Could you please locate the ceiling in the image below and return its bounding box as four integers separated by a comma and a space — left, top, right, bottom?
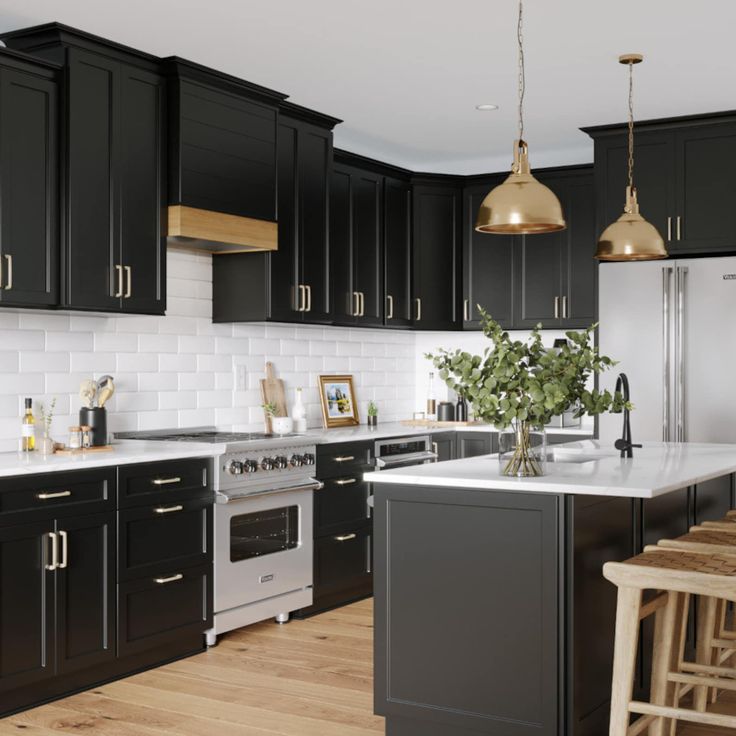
1, 0, 734, 174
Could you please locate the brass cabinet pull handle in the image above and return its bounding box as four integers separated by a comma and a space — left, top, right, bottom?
37, 490, 72, 500
415, 297, 422, 322
46, 532, 58, 571
561, 295, 568, 320
667, 216, 672, 241
360, 292, 365, 317
353, 291, 360, 317
4, 255, 11, 290
151, 477, 181, 486
154, 504, 183, 514
554, 295, 560, 319
58, 530, 68, 569
124, 266, 132, 298
334, 478, 357, 486
333, 455, 354, 462
305, 284, 312, 313
154, 573, 183, 584
114, 265, 123, 298
296, 284, 306, 312
464, 299, 470, 322
335, 533, 357, 542
386, 294, 394, 320
676, 215, 682, 241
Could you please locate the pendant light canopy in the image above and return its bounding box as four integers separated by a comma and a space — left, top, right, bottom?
596, 55, 667, 261
475, 0, 566, 235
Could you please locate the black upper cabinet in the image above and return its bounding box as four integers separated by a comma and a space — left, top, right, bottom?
585, 112, 736, 256
514, 167, 596, 330
3, 25, 166, 315
412, 179, 461, 330
165, 58, 284, 221
331, 155, 384, 326
0, 53, 59, 308
383, 176, 412, 327
462, 178, 515, 329
212, 104, 340, 324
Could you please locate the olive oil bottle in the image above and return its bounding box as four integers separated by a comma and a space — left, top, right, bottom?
21, 398, 35, 452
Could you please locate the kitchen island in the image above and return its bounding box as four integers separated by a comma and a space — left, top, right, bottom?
365, 441, 736, 736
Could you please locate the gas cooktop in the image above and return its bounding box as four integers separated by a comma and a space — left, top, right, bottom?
116, 428, 305, 445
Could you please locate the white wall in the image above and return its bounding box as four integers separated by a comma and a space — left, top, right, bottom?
0, 249, 417, 453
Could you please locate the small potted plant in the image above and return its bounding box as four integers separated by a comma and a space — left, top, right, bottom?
262, 402, 277, 434
36, 397, 57, 455
367, 401, 378, 427
427, 308, 629, 477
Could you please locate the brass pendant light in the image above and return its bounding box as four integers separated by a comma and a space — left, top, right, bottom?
475, 0, 566, 235
595, 54, 667, 261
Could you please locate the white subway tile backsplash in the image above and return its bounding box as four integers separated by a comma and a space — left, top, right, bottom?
46, 331, 93, 352
0, 330, 44, 351
95, 333, 138, 353
0, 352, 19, 373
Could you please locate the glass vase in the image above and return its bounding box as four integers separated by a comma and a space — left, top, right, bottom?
498, 421, 547, 477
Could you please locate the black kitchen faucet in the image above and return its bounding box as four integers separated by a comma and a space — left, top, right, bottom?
613, 373, 642, 458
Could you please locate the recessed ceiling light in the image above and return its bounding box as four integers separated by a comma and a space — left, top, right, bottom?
476, 104, 499, 111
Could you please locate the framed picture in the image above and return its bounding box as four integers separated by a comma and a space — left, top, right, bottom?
318, 375, 360, 428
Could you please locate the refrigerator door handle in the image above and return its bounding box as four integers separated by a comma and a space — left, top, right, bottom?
675, 266, 688, 442
662, 266, 673, 441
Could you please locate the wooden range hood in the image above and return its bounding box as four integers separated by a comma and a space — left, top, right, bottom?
167, 205, 278, 254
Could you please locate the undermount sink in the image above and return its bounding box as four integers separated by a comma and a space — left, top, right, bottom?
546, 447, 612, 465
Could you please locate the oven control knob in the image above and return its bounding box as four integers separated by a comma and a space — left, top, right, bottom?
260, 457, 275, 471
303, 453, 315, 466
290, 454, 303, 467
275, 456, 288, 470
243, 460, 258, 473
225, 460, 243, 475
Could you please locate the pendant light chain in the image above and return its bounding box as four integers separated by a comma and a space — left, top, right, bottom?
517, 0, 525, 143
627, 60, 634, 191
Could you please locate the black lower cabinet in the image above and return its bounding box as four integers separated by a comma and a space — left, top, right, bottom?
295, 440, 373, 618
431, 432, 456, 462
0, 458, 213, 718
456, 431, 495, 459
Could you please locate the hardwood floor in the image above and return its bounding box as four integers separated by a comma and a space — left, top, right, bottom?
1, 596, 734, 735
0, 599, 383, 736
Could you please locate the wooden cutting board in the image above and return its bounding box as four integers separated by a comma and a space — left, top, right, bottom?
260, 362, 287, 433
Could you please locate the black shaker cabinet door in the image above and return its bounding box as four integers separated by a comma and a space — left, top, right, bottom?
383, 176, 412, 327
674, 123, 736, 253
0, 520, 55, 693
412, 183, 460, 330
0, 67, 58, 307
330, 164, 354, 323
462, 180, 515, 329
55, 512, 116, 675
298, 121, 332, 323
65, 48, 120, 311
118, 66, 166, 314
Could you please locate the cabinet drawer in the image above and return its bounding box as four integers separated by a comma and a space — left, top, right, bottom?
0, 468, 114, 525
118, 499, 212, 581
317, 442, 371, 479
117, 458, 211, 508
315, 527, 372, 588
316, 476, 371, 536
118, 563, 212, 656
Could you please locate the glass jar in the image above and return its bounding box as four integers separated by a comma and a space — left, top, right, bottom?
80, 425, 92, 449
498, 421, 547, 477
68, 426, 82, 450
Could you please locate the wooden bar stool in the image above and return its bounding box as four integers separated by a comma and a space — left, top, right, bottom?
603, 547, 736, 736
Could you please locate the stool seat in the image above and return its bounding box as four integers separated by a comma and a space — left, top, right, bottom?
659, 529, 736, 556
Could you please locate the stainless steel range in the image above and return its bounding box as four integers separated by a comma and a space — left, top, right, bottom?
116, 428, 322, 645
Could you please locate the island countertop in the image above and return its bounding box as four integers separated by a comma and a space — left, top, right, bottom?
364, 440, 736, 498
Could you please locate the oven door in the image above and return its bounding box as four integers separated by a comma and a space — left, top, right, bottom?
214, 487, 314, 614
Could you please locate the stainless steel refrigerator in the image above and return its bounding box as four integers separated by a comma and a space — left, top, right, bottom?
598, 256, 736, 445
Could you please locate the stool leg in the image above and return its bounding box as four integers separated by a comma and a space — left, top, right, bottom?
694, 595, 718, 712
669, 593, 690, 736
649, 591, 681, 736
610, 586, 642, 736
711, 599, 727, 704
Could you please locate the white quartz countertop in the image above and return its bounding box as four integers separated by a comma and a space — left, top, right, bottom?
301, 421, 592, 444
364, 440, 736, 499
0, 443, 218, 478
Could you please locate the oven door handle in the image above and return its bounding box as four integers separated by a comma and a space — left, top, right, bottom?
373, 451, 438, 468
216, 479, 324, 503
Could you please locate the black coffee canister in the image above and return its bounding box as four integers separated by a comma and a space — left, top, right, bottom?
437, 402, 455, 422
79, 407, 108, 447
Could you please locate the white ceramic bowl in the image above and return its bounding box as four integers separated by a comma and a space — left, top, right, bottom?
271, 416, 294, 435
